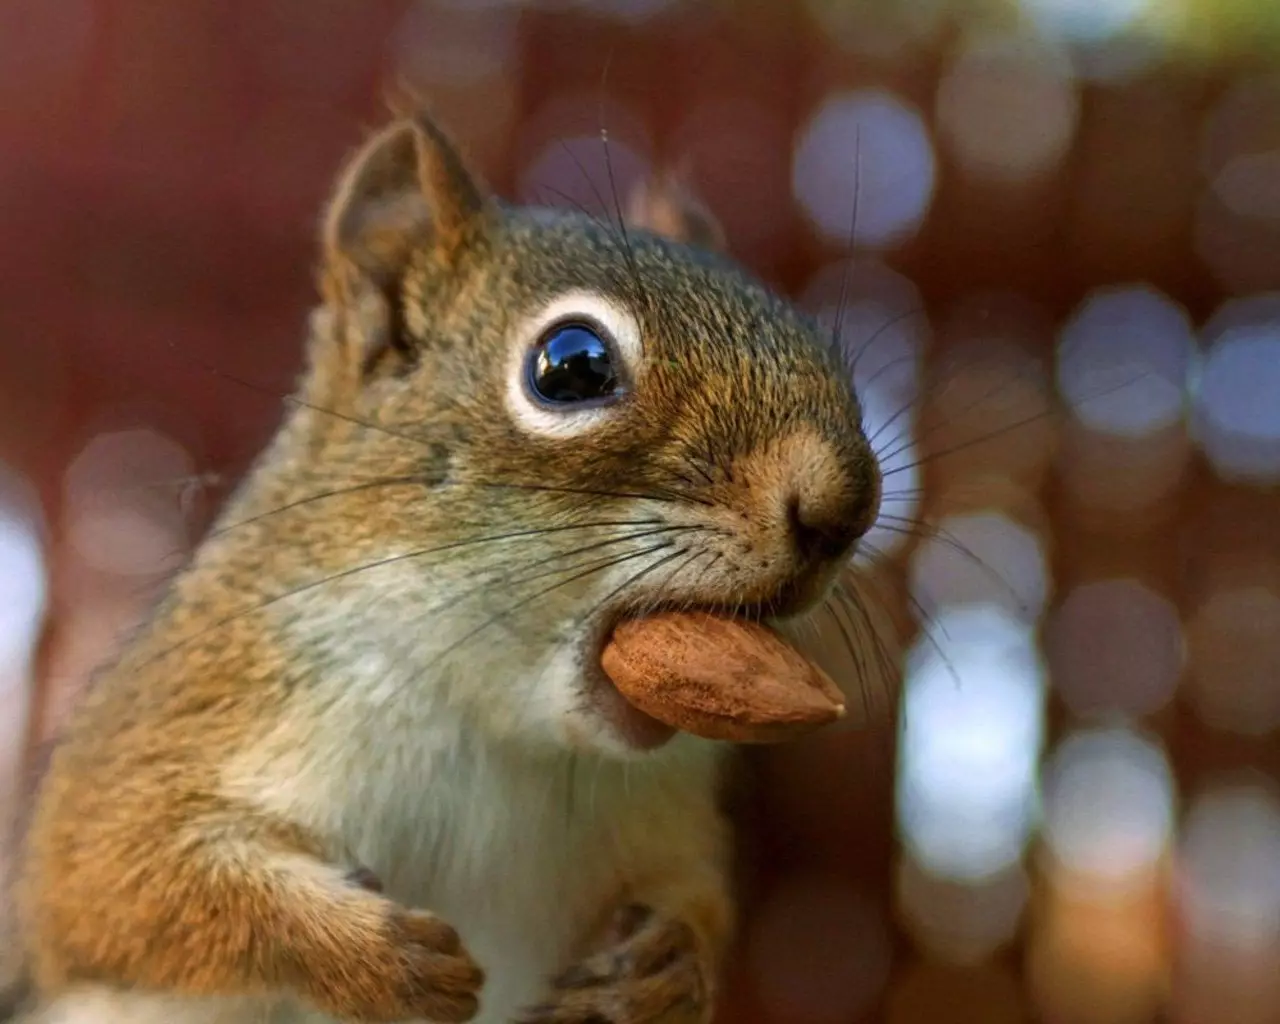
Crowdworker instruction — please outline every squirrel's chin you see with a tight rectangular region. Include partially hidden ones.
[579,654,679,752]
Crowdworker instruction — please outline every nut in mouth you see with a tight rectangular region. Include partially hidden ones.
[581,579,846,752]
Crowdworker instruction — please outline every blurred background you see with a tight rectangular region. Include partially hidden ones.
[2,0,1280,1021]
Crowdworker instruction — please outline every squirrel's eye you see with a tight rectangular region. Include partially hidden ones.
[527,322,620,405]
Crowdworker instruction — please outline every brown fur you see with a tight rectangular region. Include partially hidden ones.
[12,103,879,1024]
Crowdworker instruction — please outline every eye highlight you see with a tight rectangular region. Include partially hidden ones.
[527,321,620,405]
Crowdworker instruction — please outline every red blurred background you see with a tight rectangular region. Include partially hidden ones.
[2,1,1280,1021]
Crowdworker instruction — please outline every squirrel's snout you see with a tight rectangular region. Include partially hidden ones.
[718,427,881,574]
[783,451,879,564]
[786,487,863,562]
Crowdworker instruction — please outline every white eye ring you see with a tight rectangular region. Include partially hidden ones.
[504,291,643,439]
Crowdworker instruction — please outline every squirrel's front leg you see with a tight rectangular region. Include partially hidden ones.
[515,866,733,1024]
[25,814,484,1023]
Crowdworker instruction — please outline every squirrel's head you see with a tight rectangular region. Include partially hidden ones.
[284,111,881,758]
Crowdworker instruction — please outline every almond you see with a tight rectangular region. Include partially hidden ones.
[600,611,846,744]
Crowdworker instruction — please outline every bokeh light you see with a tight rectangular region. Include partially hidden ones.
[792,89,936,249]
[1027,885,1168,1024]
[897,856,1029,963]
[1192,319,1280,484]
[1054,287,1197,521]
[0,464,47,832]
[1174,779,1280,1023]
[62,427,196,578]
[1196,75,1280,294]
[1018,0,1149,45]
[1015,0,1177,85]
[1047,579,1185,718]
[1178,779,1280,954]
[935,29,1080,184]
[909,511,1051,622]
[516,92,653,216]
[1057,285,1196,439]
[898,605,1047,881]
[393,0,521,90]
[1040,726,1176,891]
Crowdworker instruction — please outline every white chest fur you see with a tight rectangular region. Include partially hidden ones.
[218,657,721,1024]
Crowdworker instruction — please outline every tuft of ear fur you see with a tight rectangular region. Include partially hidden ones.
[625,169,726,254]
[321,110,489,301]
[318,108,490,375]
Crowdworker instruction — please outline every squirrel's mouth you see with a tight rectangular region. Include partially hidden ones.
[580,587,823,752]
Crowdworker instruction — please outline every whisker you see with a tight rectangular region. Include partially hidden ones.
[847,307,926,388]
[856,346,921,396]
[204,475,438,541]
[827,580,900,765]
[163,339,431,454]
[853,546,951,648]
[822,598,871,725]
[475,480,712,508]
[538,181,620,230]
[830,124,863,352]
[833,574,901,707]
[687,552,723,610]
[129,520,690,673]
[871,514,1026,613]
[594,53,640,283]
[852,544,961,690]
[873,351,1051,466]
[422,541,687,680]
[880,368,1148,479]
[640,548,706,619]
[869,329,1092,464]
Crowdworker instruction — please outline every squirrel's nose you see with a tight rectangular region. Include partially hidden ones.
[784,458,880,563]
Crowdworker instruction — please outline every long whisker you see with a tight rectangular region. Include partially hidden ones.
[595,53,639,280]
[856,347,921,397]
[421,542,687,680]
[446,525,704,611]
[880,371,1152,478]
[853,543,961,690]
[539,180,614,227]
[474,480,712,507]
[830,125,862,353]
[847,307,925,387]
[204,475,438,541]
[871,514,1027,613]
[129,520,686,673]
[163,339,431,453]
[873,351,1052,466]
[822,597,872,726]
[639,548,707,619]
[826,581,900,765]
[832,573,901,708]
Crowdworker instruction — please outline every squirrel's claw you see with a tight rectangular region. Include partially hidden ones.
[516,905,709,1024]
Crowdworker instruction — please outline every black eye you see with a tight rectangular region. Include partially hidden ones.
[527,322,620,405]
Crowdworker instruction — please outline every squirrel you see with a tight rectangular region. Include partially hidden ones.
[6,106,882,1024]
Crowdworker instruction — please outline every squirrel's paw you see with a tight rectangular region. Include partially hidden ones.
[516,904,711,1024]
[309,905,484,1023]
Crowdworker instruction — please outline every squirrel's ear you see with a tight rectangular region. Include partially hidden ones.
[322,113,489,295]
[625,172,726,254]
